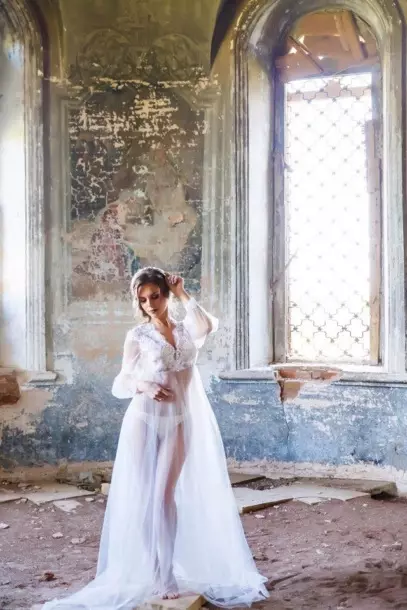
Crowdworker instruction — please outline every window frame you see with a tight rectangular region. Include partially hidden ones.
[203,0,407,381]
[273,67,383,367]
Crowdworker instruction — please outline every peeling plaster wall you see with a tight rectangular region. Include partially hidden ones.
[3,0,407,478]
[0,0,224,469]
[209,381,407,470]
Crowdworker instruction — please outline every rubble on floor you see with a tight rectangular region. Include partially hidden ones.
[1,473,397,519]
[3,490,407,609]
[93,471,399,521]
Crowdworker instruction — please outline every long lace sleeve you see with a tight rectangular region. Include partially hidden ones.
[112,330,142,399]
[183,297,219,349]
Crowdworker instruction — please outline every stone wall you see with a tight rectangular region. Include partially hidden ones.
[0,0,220,468]
[3,0,407,481]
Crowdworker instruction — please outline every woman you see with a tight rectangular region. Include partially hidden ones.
[44,267,268,609]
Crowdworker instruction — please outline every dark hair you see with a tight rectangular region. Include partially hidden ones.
[130,266,170,319]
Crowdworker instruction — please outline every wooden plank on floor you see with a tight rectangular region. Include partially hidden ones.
[303,478,397,496]
[228,471,266,486]
[101,482,110,495]
[23,484,94,505]
[138,594,204,610]
[275,483,369,503]
[234,483,369,513]
[234,487,293,513]
[0,490,21,503]
[293,497,330,505]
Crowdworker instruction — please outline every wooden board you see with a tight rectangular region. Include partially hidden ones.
[234,484,369,514]
[101,482,110,495]
[138,594,204,610]
[292,13,339,37]
[23,484,94,505]
[234,487,294,514]
[302,478,397,496]
[0,490,21,503]
[336,11,365,61]
[277,9,378,82]
[228,471,266,486]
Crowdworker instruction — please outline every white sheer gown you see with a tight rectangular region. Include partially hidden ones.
[43,299,268,609]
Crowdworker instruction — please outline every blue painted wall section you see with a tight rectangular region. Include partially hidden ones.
[2,375,407,471]
[208,379,407,469]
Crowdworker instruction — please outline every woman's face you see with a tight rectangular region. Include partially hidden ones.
[137,282,169,320]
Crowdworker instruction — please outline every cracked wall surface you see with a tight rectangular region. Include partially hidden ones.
[209,379,407,470]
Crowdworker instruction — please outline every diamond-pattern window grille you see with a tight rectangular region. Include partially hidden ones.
[284,73,380,364]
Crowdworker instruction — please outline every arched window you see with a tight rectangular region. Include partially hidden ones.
[274,11,381,365]
[204,0,406,380]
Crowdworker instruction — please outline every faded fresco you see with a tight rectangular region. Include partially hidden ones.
[67,1,214,302]
[69,89,204,301]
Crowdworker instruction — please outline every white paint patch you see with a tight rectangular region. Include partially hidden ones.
[312,421,333,435]
[294,397,334,410]
[222,392,261,405]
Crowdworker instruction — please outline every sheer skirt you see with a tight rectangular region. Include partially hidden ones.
[43,366,268,609]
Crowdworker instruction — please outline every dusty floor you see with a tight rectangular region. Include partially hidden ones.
[1,491,407,609]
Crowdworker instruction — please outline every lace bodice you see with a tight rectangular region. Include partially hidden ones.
[130,321,198,375]
[112,298,218,399]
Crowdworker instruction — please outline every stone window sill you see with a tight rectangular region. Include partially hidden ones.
[0,368,58,385]
[219,365,407,387]
[26,371,58,384]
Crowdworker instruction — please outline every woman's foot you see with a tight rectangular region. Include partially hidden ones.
[162,590,180,600]
[161,573,179,599]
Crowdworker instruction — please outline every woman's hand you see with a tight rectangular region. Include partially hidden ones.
[166,273,189,303]
[137,381,175,402]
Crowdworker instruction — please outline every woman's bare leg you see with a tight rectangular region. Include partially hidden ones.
[154,423,187,599]
[133,418,160,581]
